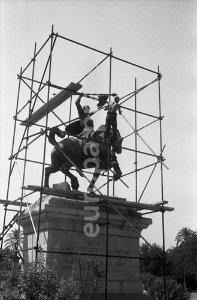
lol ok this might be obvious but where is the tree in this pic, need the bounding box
[140,243,164,277]
[4,228,24,251]
[167,231,197,291]
[175,227,197,247]
[142,273,190,300]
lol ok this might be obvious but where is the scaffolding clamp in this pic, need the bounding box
[40,128,46,136]
[9,154,16,160]
[157,155,165,163]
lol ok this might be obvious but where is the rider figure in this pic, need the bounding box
[105,96,122,146]
[75,94,95,141]
[75,94,100,165]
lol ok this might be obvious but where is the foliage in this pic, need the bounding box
[55,277,80,300]
[0,249,22,300]
[21,256,59,300]
[175,227,197,246]
[4,228,24,251]
[140,227,197,292]
[0,254,80,300]
[142,273,190,300]
[140,242,164,276]
[167,229,197,290]
[0,252,105,300]
[75,256,104,299]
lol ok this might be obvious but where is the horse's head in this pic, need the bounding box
[51,126,66,138]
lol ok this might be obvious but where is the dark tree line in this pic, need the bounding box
[140,227,197,295]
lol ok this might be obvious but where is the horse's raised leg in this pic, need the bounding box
[87,169,101,194]
[60,165,79,190]
[44,165,61,187]
[44,148,63,187]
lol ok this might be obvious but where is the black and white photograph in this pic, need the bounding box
[0,1,196,299]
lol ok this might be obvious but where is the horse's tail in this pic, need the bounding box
[48,127,66,146]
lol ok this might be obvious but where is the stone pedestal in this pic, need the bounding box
[20,192,152,300]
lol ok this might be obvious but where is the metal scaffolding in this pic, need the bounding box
[0,25,173,300]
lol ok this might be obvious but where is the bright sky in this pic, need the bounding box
[0,0,196,249]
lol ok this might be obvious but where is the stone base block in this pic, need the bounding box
[87,294,152,300]
[21,194,152,299]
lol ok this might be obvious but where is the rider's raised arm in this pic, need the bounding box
[75,94,84,119]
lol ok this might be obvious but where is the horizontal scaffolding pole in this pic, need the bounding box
[16,157,112,178]
[47,82,116,102]
[7,247,161,261]
[120,105,159,119]
[55,33,159,75]
[9,131,44,160]
[123,119,160,140]
[120,77,160,106]
[121,162,158,178]
[97,172,129,191]
[15,117,48,129]
[122,146,159,158]
[18,75,46,86]
[15,82,47,118]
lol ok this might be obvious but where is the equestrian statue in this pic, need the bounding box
[44,93,123,193]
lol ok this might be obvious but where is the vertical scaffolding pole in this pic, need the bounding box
[17,43,37,249]
[35,25,54,258]
[10,36,57,171]
[69,96,73,127]
[105,48,112,300]
[135,78,138,202]
[1,67,23,250]
[157,66,167,299]
[64,95,73,182]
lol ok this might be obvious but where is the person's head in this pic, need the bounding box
[83,105,90,115]
[114,96,120,103]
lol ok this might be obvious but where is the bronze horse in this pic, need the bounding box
[44,126,122,192]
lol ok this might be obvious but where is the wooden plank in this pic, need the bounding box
[152,200,168,206]
[22,185,174,212]
[22,185,126,202]
[21,82,82,127]
[99,199,174,212]
[23,185,83,199]
[0,199,31,207]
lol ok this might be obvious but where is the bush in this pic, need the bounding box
[21,258,59,300]
[0,255,80,300]
[142,273,190,300]
[55,277,80,300]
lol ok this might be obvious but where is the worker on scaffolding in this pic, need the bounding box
[104,96,122,148]
[75,93,96,141]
